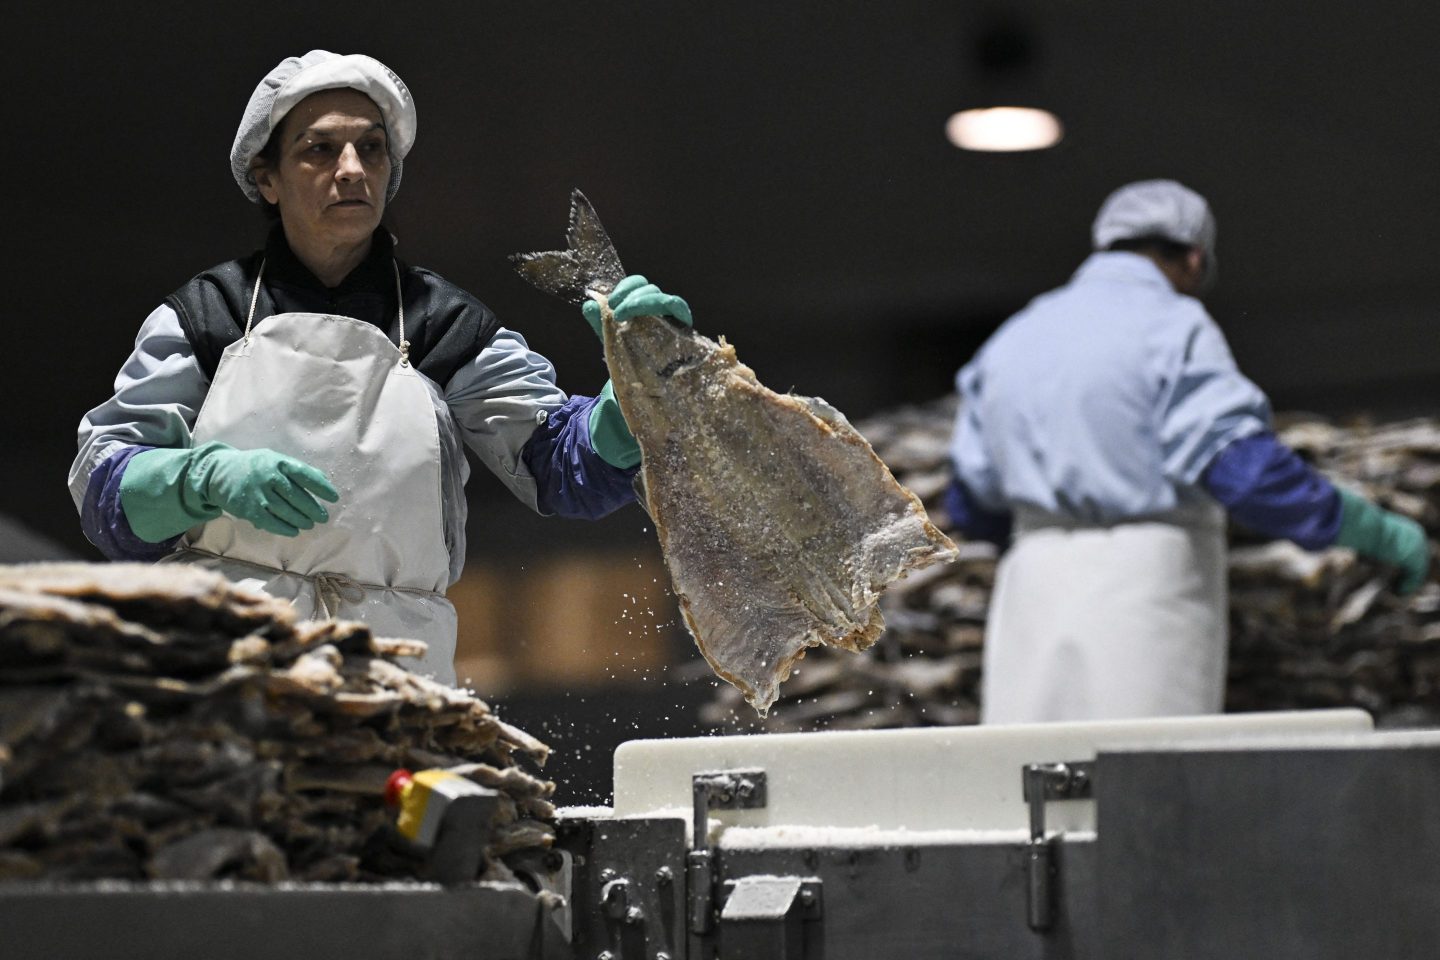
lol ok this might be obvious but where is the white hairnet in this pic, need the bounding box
[1092,179,1217,285]
[230,50,416,204]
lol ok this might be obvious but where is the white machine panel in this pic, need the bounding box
[611,709,1373,840]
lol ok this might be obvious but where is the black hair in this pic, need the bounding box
[1107,235,1194,262]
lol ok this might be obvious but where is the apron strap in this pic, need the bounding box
[179,546,444,620]
[392,260,410,367]
[312,572,366,619]
[242,257,410,367]
[242,258,267,344]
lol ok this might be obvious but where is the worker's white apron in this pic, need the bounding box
[980,506,1228,724]
[167,261,457,683]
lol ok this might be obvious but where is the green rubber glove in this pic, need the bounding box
[120,441,340,542]
[1335,488,1430,595]
[581,274,693,340]
[587,380,641,469]
[580,275,693,468]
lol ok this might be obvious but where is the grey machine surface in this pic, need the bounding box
[5,709,1439,959]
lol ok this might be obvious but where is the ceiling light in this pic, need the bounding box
[946,107,1063,152]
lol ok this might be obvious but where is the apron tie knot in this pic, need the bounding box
[313,572,366,620]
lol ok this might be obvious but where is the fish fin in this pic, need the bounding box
[509,190,627,304]
[566,190,626,290]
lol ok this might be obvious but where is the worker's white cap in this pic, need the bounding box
[230,50,416,204]
[1092,179,1217,283]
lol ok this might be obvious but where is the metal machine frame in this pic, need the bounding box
[5,729,1439,959]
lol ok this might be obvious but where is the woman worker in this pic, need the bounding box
[68,51,690,684]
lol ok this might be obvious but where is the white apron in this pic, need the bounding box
[980,506,1228,724]
[169,260,457,683]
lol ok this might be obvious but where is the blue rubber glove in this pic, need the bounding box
[580,275,693,468]
[1335,489,1430,595]
[120,441,340,542]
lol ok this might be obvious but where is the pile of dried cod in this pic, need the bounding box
[700,397,1440,732]
[0,563,554,882]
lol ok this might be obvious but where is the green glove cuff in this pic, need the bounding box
[118,444,227,543]
[1335,488,1430,594]
[1335,489,1380,551]
[582,300,605,342]
[587,381,641,470]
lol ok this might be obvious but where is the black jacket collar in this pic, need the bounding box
[263,224,397,297]
[168,227,501,387]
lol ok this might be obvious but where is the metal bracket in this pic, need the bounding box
[719,876,822,960]
[601,875,643,926]
[559,815,686,960]
[688,769,768,935]
[1021,761,1093,932]
[722,877,823,920]
[507,846,573,943]
[693,769,769,843]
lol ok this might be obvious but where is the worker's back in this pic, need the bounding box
[954,250,1268,526]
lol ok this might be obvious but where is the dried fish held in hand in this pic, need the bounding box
[513,192,957,713]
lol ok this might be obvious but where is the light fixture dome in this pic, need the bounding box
[946,107,1063,153]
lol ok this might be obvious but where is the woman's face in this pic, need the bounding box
[253,89,391,249]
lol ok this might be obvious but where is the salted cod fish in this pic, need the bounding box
[513,192,957,713]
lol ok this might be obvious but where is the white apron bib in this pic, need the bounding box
[980,507,1228,724]
[170,260,457,683]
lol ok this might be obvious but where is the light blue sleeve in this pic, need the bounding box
[949,358,1009,512]
[443,327,570,512]
[70,305,209,512]
[1157,308,1271,486]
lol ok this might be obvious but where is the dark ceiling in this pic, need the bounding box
[6,0,1439,559]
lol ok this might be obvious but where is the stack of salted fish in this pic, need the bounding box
[700,397,1440,731]
[0,563,555,882]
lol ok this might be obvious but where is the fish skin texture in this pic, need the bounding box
[604,310,958,713]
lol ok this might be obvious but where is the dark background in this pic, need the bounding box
[4,1,1439,799]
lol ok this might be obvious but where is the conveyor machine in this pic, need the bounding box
[6,708,1440,959]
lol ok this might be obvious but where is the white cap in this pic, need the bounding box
[1092,179,1217,284]
[230,50,416,204]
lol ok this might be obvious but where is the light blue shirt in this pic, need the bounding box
[950,251,1270,525]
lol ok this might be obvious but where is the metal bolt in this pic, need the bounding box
[602,878,631,920]
[657,954,672,960]
[655,866,674,885]
[598,953,615,960]
[737,779,756,800]
[626,905,645,925]
[799,888,817,907]
[600,868,617,883]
